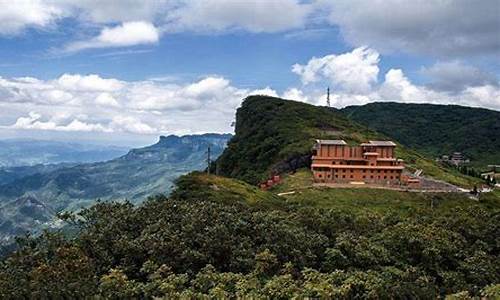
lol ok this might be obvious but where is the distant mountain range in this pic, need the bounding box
[0,139,130,167]
[0,133,231,244]
[341,102,500,168]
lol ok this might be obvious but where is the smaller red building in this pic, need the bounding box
[311,140,405,184]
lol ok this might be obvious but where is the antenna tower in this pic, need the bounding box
[327,87,331,107]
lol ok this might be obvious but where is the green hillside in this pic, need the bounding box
[342,102,500,168]
[215,96,480,187]
[1,172,498,298]
[1,97,498,298]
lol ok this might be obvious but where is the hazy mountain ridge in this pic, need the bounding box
[0,133,231,243]
[0,139,129,167]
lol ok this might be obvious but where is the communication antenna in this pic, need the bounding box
[326,87,331,107]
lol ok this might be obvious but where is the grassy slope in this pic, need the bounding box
[216,96,480,188]
[342,102,500,168]
[171,172,287,210]
[175,171,500,219]
[270,169,500,216]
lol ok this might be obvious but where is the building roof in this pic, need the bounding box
[360,140,397,147]
[316,139,347,145]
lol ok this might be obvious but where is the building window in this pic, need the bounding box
[371,170,374,173]
[350,175,353,178]
[332,161,336,164]
[390,176,393,179]
[362,175,366,179]
[343,169,346,173]
[378,170,381,173]
[327,174,331,178]
[318,174,322,178]
[370,176,373,179]
[362,169,366,173]
[335,175,338,178]
[342,175,346,178]
[384,176,387,179]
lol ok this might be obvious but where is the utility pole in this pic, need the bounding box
[207,145,211,175]
[326,87,331,107]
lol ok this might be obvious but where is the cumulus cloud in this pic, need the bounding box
[2,0,497,61]
[0,73,263,135]
[291,48,500,110]
[1,45,499,138]
[323,0,500,57]
[421,61,498,92]
[11,111,110,133]
[57,74,124,91]
[163,0,311,33]
[292,47,380,93]
[0,0,63,35]
[64,21,159,52]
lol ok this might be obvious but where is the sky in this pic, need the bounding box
[0,0,499,146]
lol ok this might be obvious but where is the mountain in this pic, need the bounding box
[215,95,478,187]
[0,139,129,167]
[0,163,76,185]
[0,133,231,243]
[341,102,500,167]
[0,97,499,298]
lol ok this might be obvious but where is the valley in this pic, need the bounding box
[0,133,231,244]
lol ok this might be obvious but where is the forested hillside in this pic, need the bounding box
[342,102,500,167]
[0,97,498,298]
[215,96,478,187]
[1,172,498,298]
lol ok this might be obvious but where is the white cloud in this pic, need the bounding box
[109,116,155,135]
[57,74,124,91]
[292,47,380,93]
[1,46,499,139]
[64,21,159,52]
[0,0,63,35]
[323,0,500,57]
[62,0,168,23]
[282,88,309,103]
[164,0,311,33]
[95,93,120,107]
[11,111,110,133]
[0,74,253,135]
[291,48,500,111]
[421,61,498,92]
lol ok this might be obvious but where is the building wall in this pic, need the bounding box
[311,143,403,184]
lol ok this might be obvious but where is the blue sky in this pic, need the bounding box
[0,0,498,146]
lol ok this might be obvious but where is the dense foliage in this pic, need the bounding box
[1,172,498,298]
[342,102,500,168]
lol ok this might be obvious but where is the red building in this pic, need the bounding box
[311,140,404,184]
